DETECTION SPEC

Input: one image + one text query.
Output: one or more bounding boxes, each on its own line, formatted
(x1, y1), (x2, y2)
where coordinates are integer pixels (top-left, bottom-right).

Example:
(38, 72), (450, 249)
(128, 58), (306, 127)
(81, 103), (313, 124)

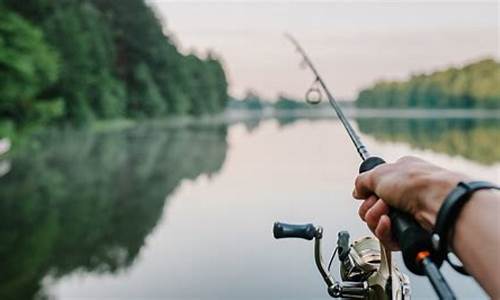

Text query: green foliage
(356, 59), (500, 109)
(31, 98), (65, 124)
(0, 7), (60, 127)
(243, 91), (264, 110)
(227, 93), (333, 111)
(129, 63), (166, 117)
(226, 91), (267, 111)
(274, 95), (309, 110)
(90, 0), (228, 117)
(33, 1), (121, 122)
(0, 121), (15, 139)
(1, 0), (229, 132)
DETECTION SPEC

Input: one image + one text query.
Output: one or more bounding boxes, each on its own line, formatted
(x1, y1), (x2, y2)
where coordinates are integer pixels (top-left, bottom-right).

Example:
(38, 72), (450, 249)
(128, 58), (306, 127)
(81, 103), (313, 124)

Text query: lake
(0, 112), (498, 300)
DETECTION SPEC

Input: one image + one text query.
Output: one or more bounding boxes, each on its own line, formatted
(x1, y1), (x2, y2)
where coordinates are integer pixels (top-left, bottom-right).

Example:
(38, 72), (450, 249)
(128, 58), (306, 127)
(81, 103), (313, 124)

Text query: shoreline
(22, 107), (500, 136)
(225, 108), (500, 121)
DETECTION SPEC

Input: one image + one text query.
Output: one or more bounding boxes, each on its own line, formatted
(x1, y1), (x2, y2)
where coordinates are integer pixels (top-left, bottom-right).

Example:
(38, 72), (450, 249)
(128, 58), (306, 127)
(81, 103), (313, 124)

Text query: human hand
(353, 156), (468, 250)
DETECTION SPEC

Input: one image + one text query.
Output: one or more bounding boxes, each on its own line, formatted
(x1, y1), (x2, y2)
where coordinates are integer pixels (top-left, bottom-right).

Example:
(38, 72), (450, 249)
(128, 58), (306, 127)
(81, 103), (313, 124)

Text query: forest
(356, 59), (500, 109)
(0, 0), (228, 137)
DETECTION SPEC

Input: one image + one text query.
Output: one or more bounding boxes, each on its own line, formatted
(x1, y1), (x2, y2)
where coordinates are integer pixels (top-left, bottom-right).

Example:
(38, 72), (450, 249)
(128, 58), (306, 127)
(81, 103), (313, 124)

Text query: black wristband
(432, 181), (499, 274)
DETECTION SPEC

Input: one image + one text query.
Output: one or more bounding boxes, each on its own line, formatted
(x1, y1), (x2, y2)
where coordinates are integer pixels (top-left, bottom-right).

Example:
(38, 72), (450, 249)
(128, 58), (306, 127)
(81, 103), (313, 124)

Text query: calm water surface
(0, 115), (498, 300)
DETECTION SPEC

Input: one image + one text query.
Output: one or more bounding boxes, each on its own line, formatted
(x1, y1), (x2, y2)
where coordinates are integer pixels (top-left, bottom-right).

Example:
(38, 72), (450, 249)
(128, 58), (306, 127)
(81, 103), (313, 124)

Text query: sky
(150, 1), (499, 100)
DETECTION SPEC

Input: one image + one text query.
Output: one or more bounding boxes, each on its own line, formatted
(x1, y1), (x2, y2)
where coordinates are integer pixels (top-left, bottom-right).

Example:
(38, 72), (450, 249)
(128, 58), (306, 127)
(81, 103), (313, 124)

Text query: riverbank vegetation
(0, 0), (228, 138)
(356, 59), (500, 109)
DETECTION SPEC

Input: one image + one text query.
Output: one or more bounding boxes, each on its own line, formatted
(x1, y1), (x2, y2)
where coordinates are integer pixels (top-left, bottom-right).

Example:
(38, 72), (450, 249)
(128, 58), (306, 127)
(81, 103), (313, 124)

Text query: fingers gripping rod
(286, 34), (456, 299)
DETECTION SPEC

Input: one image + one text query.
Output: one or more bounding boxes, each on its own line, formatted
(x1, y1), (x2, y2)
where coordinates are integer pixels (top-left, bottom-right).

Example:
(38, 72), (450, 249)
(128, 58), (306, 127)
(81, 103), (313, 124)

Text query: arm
(352, 156), (500, 298)
(451, 189), (500, 298)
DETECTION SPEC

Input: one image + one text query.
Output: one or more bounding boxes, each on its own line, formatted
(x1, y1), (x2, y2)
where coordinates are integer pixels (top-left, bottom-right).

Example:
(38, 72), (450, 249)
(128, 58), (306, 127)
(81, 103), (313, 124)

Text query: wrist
(432, 181), (500, 275)
(414, 171), (469, 231)
(450, 189), (498, 250)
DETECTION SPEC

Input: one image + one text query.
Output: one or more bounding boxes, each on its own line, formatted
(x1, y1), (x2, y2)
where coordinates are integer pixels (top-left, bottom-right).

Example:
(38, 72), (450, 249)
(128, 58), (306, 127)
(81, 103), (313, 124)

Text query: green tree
(274, 94), (308, 110)
(0, 7), (60, 132)
(3, 0), (230, 129)
(356, 59), (500, 109)
(128, 63), (166, 117)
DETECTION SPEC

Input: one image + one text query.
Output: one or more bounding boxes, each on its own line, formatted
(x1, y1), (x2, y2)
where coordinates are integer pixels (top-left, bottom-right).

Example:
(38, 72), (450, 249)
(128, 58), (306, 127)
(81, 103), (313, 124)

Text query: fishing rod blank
(285, 34), (370, 161)
(286, 34), (456, 300)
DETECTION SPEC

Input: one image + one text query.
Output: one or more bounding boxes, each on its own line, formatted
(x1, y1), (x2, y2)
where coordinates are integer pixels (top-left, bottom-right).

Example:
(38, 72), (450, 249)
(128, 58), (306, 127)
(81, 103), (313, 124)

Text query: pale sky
(150, 1), (499, 100)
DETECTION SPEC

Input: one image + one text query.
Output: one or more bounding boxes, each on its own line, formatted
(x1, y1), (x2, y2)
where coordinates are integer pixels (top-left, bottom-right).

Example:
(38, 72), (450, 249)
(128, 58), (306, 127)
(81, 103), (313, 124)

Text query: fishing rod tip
(283, 32), (296, 42)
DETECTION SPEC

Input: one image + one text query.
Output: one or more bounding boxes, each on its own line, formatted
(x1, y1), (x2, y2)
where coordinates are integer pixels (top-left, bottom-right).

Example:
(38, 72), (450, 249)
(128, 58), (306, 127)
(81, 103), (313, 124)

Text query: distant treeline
(0, 0), (228, 135)
(227, 92), (332, 111)
(356, 59), (500, 109)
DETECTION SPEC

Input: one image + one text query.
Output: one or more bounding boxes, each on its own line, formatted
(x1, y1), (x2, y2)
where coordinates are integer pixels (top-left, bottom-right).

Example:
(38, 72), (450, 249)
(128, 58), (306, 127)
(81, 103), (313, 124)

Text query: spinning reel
(273, 222), (411, 299)
(276, 34), (457, 300)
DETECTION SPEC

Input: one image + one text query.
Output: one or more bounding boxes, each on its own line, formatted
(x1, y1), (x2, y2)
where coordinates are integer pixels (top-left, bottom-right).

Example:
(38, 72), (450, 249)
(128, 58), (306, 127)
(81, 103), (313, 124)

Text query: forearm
(451, 190), (500, 298)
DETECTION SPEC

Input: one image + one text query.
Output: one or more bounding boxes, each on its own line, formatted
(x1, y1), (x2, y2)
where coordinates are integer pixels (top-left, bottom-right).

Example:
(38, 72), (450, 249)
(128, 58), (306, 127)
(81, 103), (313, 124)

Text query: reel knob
(273, 222), (318, 240)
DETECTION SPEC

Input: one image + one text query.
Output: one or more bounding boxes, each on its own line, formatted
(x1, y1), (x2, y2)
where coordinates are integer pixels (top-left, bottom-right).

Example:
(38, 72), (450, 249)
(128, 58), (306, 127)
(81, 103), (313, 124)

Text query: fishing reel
(273, 222), (410, 299)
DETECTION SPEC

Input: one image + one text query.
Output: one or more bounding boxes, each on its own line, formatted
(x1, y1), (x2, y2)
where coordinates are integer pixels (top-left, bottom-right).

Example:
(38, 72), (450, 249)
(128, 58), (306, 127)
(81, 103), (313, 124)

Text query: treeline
(226, 92), (316, 111)
(227, 91), (269, 110)
(0, 0), (228, 135)
(356, 59), (500, 109)
(274, 95), (311, 110)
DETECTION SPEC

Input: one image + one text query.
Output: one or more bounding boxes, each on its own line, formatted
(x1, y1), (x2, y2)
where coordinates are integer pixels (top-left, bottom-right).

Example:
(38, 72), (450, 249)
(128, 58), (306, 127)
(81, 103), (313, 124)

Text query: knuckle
(354, 175), (363, 190)
(396, 155), (417, 164)
(396, 156), (410, 163)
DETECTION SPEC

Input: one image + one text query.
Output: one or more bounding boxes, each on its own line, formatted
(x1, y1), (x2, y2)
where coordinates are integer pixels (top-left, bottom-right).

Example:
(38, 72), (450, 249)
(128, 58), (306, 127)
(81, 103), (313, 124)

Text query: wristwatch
(432, 181), (500, 275)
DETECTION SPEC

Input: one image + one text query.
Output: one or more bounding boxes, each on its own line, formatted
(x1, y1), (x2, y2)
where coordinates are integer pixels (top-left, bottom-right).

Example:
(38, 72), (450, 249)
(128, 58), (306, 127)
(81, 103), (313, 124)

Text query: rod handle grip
(359, 156), (386, 173)
(273, 222), (316, 240)
(359, 156), (435, 275)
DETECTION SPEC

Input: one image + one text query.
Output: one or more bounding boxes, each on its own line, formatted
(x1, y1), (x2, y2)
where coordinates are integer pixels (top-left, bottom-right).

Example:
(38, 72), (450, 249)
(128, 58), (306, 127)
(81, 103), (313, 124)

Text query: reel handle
(273, 222), (317, 240)
(359, 156), (435, 275)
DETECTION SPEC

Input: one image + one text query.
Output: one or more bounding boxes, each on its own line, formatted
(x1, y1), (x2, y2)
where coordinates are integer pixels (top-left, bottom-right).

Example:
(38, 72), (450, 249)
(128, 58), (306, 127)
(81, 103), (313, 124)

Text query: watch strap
(432, 181), (499, 275)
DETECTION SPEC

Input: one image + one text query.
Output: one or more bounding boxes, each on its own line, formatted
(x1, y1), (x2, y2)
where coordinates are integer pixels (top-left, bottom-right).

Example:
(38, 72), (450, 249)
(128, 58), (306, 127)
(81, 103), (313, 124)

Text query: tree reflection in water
(0, 116), (498, 299)
(240, 115), (499, 164)
(356, 118), (500, 164)
(0, 123), (228, 300)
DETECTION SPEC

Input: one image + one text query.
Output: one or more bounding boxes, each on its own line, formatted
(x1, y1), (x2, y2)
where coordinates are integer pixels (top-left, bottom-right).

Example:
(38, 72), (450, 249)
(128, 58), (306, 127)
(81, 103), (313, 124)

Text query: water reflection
(0, 115), (497, 300)
(0, 124), (228, 300)
(356, 118), (500, 164)
(254, 115), (500, 165)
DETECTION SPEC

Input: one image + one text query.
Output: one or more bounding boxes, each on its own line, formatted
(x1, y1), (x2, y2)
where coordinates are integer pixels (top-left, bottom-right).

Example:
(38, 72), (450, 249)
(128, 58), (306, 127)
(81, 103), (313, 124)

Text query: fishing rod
(284, 34), (369, 161)
(273, 34), (456, 300)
